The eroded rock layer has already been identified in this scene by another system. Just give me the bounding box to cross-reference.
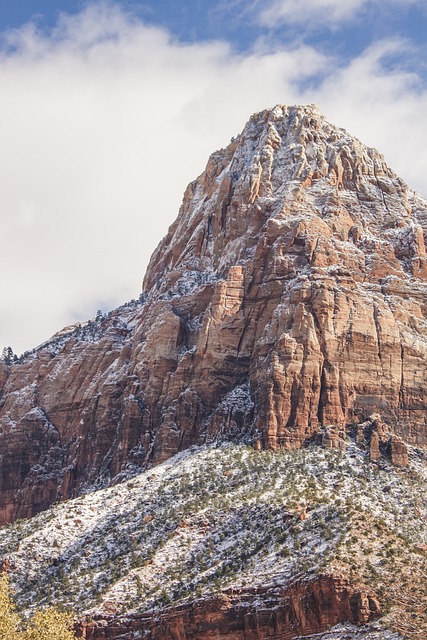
[77,576,380,640]
[0,104,426,523]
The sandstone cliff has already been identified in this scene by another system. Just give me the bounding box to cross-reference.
[0,104,426,524]
[77,576,380,640]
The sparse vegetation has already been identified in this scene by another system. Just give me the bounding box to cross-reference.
[0,441,425,638]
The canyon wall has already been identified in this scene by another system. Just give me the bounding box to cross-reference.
[77,576,380,640]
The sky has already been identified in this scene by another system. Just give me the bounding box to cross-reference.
[1,0,427,355]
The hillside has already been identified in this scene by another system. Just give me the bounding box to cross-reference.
[0,435,425,638]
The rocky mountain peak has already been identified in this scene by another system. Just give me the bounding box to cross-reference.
[144,103,426,296]
[0,105,426,525]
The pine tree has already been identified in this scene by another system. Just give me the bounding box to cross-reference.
[1,347,14,366]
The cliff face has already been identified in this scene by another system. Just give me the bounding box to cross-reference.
[141,104,427,452]
[77,576,380,640]
[0,104,426,524]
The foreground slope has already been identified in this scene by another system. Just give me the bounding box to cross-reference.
[0,104,427,524]
[0,439,425,638]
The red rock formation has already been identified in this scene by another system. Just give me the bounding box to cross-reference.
[0,104,426,523]
[357,413,409,466]
[77,575,380,640]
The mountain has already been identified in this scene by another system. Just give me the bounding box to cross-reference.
[0,104,426,526]
[0,103,426,637]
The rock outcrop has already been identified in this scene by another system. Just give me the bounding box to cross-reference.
[77,576,380,640]
[0,104,426,523]
[356,413,409,466]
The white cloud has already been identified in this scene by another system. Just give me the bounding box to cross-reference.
[259,0,364,27]
[0,2,426,354]
[258,0,423,28]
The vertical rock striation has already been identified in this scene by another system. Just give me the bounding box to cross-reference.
[0,104,426,523]
[77,576,380,640]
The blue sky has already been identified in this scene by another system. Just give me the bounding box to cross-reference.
[1,1,426,60]
[1,0,427,354]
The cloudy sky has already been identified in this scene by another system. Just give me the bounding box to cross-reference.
[1,0,427,355]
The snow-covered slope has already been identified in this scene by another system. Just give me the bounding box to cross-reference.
[1,438,425,638]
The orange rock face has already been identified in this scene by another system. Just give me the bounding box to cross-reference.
[0,104,426,523]
[357,413,409,466]
[77,575,380,640]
